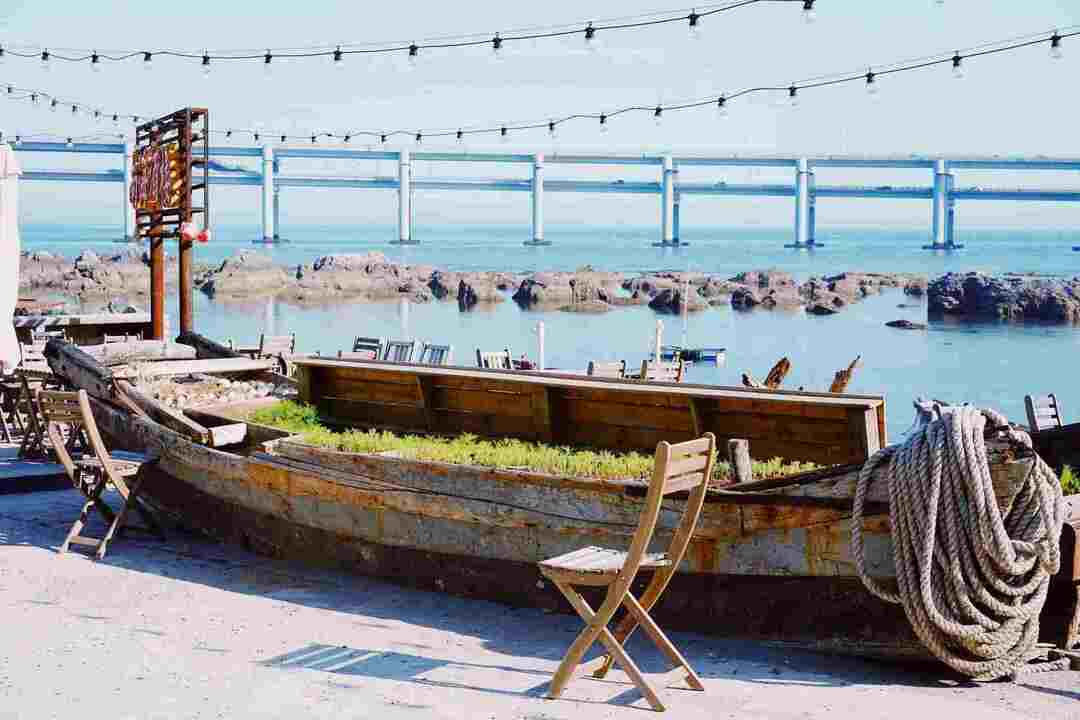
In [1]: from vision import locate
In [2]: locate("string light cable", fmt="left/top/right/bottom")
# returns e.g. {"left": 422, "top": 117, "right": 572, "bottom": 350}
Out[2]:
{"left": 0, "top": 0, "right": 811, "bottom": 70}
{"left": 1, "top": 24, "right": 1075, "bottom": 146}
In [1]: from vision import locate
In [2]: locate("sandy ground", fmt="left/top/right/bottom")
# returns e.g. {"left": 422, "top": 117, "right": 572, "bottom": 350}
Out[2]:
{"left": 0, "top": 487, "right": 1077, "bottom": 720}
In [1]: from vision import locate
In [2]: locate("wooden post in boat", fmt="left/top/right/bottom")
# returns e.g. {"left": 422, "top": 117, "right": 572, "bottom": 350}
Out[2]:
{"left": 829, "top": 356, "right": 862, "bottom": 394}
{"left": 726, "top": 438, "right": 753, "bottom": 485}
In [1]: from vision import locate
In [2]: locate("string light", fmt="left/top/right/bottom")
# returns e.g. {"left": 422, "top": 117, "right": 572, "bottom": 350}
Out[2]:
{"left": 40, "top": 49, "right": 50, "bottom": 70}
{"left": 0, "top": 45, "right": 5, "bottom": 64}
{"left": 689, "top": 11, "right": 703, "bottom": 41}
{"left": 788, "top": 84, "right": 799, "bottom": 107}
{"left": 264, "top": 50, "right": 273, "bottom": 75}
{"left": 333, "top": 46, "right": 344, "bottom": 69}
{"left": 716, "top": 95, "right": 728, "bottom": 119}
{"left": 407, "top": 43, "right": 419, "bottom": 68}
{"left": 91, "top": 51, "right": 101, "bottom": 72}
{"left": 225, "top": 129, "right": 233, "bottom": 140}
{"left": 951, "top": 52, "right": 964, "bottom": 79}
{"left": 653, "top": 105, "right": 663, "bottom": 127}
{"left": 548, "top": 120, "right": 557, "bottom": 139}
{"left": 500, "top": 126, "right": 508, "bottom": 142}
{"left": 143, "top": 51, "right": 152, "bottom": 71}
{"left": 1051, "top": 32, "right": 1064, "bottom": 60}
{"left": 584, "top": 22, "right": 598, "bottom": 53}
{"left": 30, "top": 92, "right": 38, "bottom": 106}
{"left": 0, "top": 1, "right": 808, "bottom": 72}
{"left": 5, "top": 26, "right": 1076, "bottom": 145}
{"left": 456, "top": 129, "right": 464, "bottom": 143}
{"left": 201, "top": 52, "right": 211, "bottom": 77}
{"left": 492, "top": 33, "right": 503, "bottom": 61}
{"left": 254, "top": 132, "right": 260, "bottom": 143}
{"left": 344, "top": 134, "right": 351, "bottom": 143}
{"left": 415, "top": 132, "right": 423, "bottom": 144}
{"left": 802, "top": 0, "right": 816, "bottom": 24}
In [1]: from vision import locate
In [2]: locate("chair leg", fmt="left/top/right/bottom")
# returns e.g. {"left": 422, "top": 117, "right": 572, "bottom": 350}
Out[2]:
{"left": 595, "top": 626, "right": 666, "bottom": 711}
{"left": 61, "top": 499, "right": 96, "bottom": 554}
{"left": 548, "top": 580, "right": 605, "bottom": 700}
{"left": 622, "top": 592, "right": 704, "bottom": 691}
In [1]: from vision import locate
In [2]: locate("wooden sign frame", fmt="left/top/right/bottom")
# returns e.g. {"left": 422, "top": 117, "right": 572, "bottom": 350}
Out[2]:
{"left": 132, "top": 107, "right": 209, "bottom": 339}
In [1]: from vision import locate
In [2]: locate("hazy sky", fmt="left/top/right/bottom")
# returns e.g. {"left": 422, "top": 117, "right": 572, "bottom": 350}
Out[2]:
{"left": 3, "top": 0, "right": 1080, "bottom": 230}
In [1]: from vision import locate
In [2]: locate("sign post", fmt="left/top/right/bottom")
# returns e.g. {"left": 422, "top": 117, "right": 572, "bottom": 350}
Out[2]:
{"left": 131, "top": 108, "right": 209, "bottom": 339}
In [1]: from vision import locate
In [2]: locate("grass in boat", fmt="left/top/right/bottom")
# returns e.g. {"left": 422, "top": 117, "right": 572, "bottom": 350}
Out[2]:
{"left": 246, "top": 400, "right": 819, "bottom": 484}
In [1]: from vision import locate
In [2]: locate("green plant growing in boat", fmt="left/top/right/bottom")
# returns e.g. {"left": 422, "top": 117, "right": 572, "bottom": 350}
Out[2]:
{"left": 248, "top": 400, "right": 818, "bottom": 483}
{"left": 1061, "top": 465, "right": 1079, "bottom": 495}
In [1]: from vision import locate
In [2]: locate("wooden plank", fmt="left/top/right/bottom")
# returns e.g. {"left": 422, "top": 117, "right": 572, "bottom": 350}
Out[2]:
{"left": 563, "top": 399, "right": 693, "bottom": 433}
{"left": 688, "top": 397, "right": 704, "bottom": 436}
{"left": 322, "top": 374, "right": 424, "bottom": 405}
{"left": 416, "top": 376, "right": 435, "bottom": 432}
{"left": 115, "top": 379, "right": 211, "bottom": 445}
{"left": 846, "top": 407, "right": 881, "bottom": 459}
{"left": 207, "top": 423, "right": 248, "bottom": 448}
{"left": 531, "top": 387, "right": 553, "bottom": 444}
{"left": 698, "top": 410, "right": 850, "bottom": 446}
{"left": 133, "top": 358, "right": 274, "bottom": 378}
{"left": 726, "top": 439, "right": 753, "bottom": 485}
{"left": 83, "top": 341, "right": 196, "bottom": 366}
{"left": 429, "top": 387, "right": 532, "bottom": 418}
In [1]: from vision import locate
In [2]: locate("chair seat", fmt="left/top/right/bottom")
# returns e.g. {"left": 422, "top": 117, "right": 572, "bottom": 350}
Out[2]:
{"left": 540, "top": 546, "right": 670, "bottom": 584}
{"left": 76, "top": 454, "right": 148, "bottom": 477}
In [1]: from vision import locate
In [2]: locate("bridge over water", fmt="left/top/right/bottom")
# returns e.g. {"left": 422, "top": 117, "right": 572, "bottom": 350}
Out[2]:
{"left": 13, "top": 142, "right": 1080, "bottom": 250}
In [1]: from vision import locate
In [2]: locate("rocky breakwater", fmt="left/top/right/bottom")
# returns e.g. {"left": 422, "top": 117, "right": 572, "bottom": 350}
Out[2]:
{"left": 430, "top": 270, "right": 521, "bottom": 310}
{"left": 19, "top": 249, "right": 178, "bottom": 299}
{"left": 513, "top": 269, "right": 626, "bottom": 313}
{"left": 928, "top": 272, "right": 1080, "bottom": 322}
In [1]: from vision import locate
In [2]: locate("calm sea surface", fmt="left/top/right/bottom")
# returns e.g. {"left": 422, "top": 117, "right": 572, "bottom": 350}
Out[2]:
{"left": 21, "top": 222, "right": 1080, "bottom": 440}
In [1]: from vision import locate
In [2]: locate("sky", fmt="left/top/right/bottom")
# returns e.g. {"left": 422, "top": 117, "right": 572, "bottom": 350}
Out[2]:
{"left": 2, "top": 0, "right": 1080, "bottom": 230}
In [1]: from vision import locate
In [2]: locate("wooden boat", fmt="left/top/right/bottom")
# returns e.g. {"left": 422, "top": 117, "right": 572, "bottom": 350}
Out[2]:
{"left": 44, "top": 337, "right": 1080, "bottom": 663}
{"left": 658, "top": 345, "right": 725, "bottom": 364}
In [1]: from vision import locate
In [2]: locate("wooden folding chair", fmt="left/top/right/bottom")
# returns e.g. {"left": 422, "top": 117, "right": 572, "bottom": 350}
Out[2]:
{"left": 1025, "top": 393, "right": 1063, "bottom": 432}
{"left": 382, "top": 339, "right": 417, "bottom": 363}
{"left": 353, "top": 336, "right": 385, "bottom": 357}
{"left": 587, "top": 360, "right": 627, "bottom": 379}
{"left": 16, "top": 374, "right": 48, "bottom": 458}
{"left": 539, "top": 434, "right": 716, "bottom": 711}
{"left": 639, "top": 359, "right": 685, "bottom": 383}
{"left": 338, "top": 350, "right": 377, "bottom": 362}
{"left": 38, "top": 389, "right": 163, "bottom": 560}
{"left": 418, "top": 342, "right": 453, "bottom": 366}
{"left": 477, "top": 348, "right": 513, "bottom": 370}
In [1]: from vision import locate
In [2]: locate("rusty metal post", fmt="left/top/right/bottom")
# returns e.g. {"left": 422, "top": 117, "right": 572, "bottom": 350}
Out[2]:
{"left": 150, "top": 238, "right": 165, "bottom": 340}
{"left": 178, "top": 239, "right": 192, "bottom": 335}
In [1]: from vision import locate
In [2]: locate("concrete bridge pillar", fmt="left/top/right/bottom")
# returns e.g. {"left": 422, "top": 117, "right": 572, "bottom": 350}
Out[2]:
{"left": 260, "top": 145, "right": 274, "bottom": 243}
{"left": 122, "top": 141, "right": 135, "bottom": 242}
{"left": 786, "top": 158, "right": 818, "bottom": 248}
{"left": 394, "top": 150, "right": 416, "bottom": 245}
{"left": 525, "top": 153, "right": 551, "bottom": 246}
{"left": 926, "top": 159, "right": 963, "bottom": 250}
{"left": 660, "top": 155, "right": 675, "bottom": 246}
{"left": 272, "top": 158, "right": 281, "bottom": 241}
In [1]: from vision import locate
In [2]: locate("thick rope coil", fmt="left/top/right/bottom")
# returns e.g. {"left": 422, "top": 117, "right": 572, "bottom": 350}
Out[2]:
{"left": 851, "top": 404, "right": 1065, "bottom": 681}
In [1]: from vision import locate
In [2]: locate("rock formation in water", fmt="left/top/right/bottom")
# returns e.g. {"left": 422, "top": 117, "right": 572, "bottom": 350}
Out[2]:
{"left": 928, "top": 272, "right": 1080, "bottom": 322}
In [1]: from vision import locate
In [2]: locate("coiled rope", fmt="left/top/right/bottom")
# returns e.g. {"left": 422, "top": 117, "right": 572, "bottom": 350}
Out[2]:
{"left": 851, "top": 404, "right": 1065, "bottom": 680}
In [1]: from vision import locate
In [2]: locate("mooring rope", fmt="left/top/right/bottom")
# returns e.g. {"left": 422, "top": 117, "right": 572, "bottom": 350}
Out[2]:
{"left": 851, "top": 404, "right": 1066, "bottom": 681}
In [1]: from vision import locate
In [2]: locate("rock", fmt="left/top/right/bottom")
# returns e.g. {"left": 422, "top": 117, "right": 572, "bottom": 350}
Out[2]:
{"left": 697, "top": 277, "right": 740, "bottom": 299}
{"left": 731, "top": 287, "right": 761, "bottom": 309}
{"left": 647, "top": 288, "right": 706, "bottom": 314}
{"left": 806, "top": 302, "right": 838, "bottom": 316}
{"left": 927, "top": 272, "right": 1080, "bottom": 322}
{"left": 729, "top": 269, "right": 796, "bottom": 290}
{"left": 513, "top": 271, "right": 623, "bottom": 309}
{"left": 430, "top": 271, "right": 503, "bottom": 307}
{"left": 200, "top": 252, "right": 290, "bottom": 298}
{"left": 558, "top": 300, "right": 612, "bottom": 313}
{"left": 759, "top": 287, "right": 804, "bottom": 310}
{"left": 904, "top": 277, "right": 928, "bottom": 296}
{"left": 886, "top": 319, "right": 928, "bottom": 330}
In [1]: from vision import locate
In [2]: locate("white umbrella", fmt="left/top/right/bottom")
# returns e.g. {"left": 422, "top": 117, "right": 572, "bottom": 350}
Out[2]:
{"left": 0, "top": 144, "right": 21, "bottom": 374}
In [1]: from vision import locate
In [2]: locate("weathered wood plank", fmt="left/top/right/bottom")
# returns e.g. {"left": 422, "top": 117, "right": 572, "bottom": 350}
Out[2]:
{"left": 115, "top": 379, "right": 212, "bottom": 445}
{"left": 176, "top": 331, "right": 242, "bottom": 359}
{"left": 726, "top": 439, "right": 753, "bottom": 486}
{"left": 80, "top": 341, "right": 196, "bottom": 365}
{"left": 130, "top": 358, "right": 275, "bottom": 378}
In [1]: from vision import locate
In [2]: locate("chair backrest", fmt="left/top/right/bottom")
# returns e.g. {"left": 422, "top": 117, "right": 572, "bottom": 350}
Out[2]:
{"left": 36, "top": 389, "right": 114, "bottom": 482}
{"left": 639, "top": 359, "right": 685, "bottom": 383}
{"left": 418, "top": 343, "right": 453, "bottom": 366}
{"left": 1025, "top": 393, "right": 1063, "bottom": 432}
{"left": 19, "top": 341, "right": 47, "bottom": 366}
{"left": 353, "top": 336, "right": 385, "bottom": 356}
{"left": 338, "top": 350, "right": 377, "bottom": 362}
{"left": 596, "top": 434, "right": 717, "bottom": 618}
{"left": 587, "top": 360, "right": 626, "bottom": 379}
{"left": 382, "top": 339, "right": 417, "bottom": 363}
{"left": 259, "top": 334, "right": 296, "bottom": 356}
{"left": 477, "top": 348, "right": 513, "bottom": 370}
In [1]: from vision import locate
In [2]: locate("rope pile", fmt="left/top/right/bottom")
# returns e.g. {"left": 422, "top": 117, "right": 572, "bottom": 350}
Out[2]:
{"left": 851, "top": 404, "right": 1065, "bottom": 680}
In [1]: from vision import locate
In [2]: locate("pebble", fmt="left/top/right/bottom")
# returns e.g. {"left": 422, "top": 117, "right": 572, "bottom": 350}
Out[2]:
{"left": 142, "top": 376, "right": 292, "bottom": 410}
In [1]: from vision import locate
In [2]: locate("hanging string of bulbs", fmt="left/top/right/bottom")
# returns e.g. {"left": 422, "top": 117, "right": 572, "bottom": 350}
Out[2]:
{"left": 1, "top": 24, "right": 1074, "bottom": 148}
{"left": 0, "top": 0, "right": 814, "bottom": 75}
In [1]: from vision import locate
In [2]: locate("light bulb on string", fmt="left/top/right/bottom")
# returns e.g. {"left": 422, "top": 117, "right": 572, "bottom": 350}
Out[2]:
{"left": 225, "top": 130, "right": 233, "bottom": 141}
{"left": 94, "top": 109, "right": 102, "bottom": 124}
{"left": 14, "top": 135, "right": 21, "bottom": 147}
{"left": 71, "top": 104, "right": 79, "bottom": 116}
{"left": 264, "top": 51, "right": 273, "bottom": 75}
{"left": 951, "top": 52, "right": 964, "bottom": 79}
{"left": 584, "top": 22, "right": 598, "bottom": 54}
{"left": 802, "top": 0, "right": 816, "bottom": 24}
{"left": 40, "top": 49, "right": 50, "bottom": 71}
{"left": 865, "top": 69, "right": 878, "bottom": 97}
{"left": 344, "top": 134, "right": 351, "bottom": 143}
{"left": 716, "top": 95, "right": 728, "bottom": 120}
{"left": 548, "top": 121, "right": 557, "bottom": 140}
{"left": 143, "top": 52, "right": 153, "bottom": 71}
{"left": 30, "top": 93, "right": 39, "bottom": 107}
{"left": 381, "top": 134, "right": 388, "bottom": 144}
{"left": 112, "top": 113, "right": 119, "bottom": 126}
{"left": 653, "top": 106, "right": 663, "bottom": 128}
{"left": 492, "top": 33, "right": 503, "bottom": 62}
{"left": 3, "top": 84, "right": 10, "bottom": 99}
{"left": 788, "top": 85, "right": 800, "bottom": 108}
{"left": 599, "top": 114, "right": 608, "bottom": 134}
{"left": 254, "top": 132, "right": 260, "bottom": 143}
{"left": 334, "top": 46, "right": 344, "bottom": 70}
{"left": 415, "top": 132, "right": 423, "bottom": 145}
{"left": 0, "top": 45, "right": 5, "bottom": 65}
{"left": 407, "top": 43, "right": 419, "bottom": 69}
{"left": 456, "top": 129, "right": 464, "bottom": 144}
{"left": 65, "top": 137, "right": 73, "bottom": 149}
{"left": 50, "top": 99, "right": 58, "bottom": 112}
{"left": 280, "top": 134, "right": 287, "bottom": 143}
{"left": 1051, "top": 33, "right": 1064, "bottom": 60}
{"left": 500, "top": 126, "right": 508, "bottom": 143}
{"left": 201, "top": 52, "right": 211, "bottom": 77}
{"left": 311, "top": 134, "right": 317, "bottom": 144}
{"left": 91, "top": 51, "right": 101, "bottom": 73}
{"left": 689, "top": 11, "right": 703, "bottom": 41}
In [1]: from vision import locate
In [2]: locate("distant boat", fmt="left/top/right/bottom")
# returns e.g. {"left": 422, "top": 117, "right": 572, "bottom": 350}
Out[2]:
{"left": 657, "top": 345, "right": 726, "bottom": 365}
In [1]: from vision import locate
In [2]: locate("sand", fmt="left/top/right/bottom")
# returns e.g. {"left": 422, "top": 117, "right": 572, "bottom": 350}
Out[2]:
{"left": 0, "top": 487, "right": 1076, "bottom": 719}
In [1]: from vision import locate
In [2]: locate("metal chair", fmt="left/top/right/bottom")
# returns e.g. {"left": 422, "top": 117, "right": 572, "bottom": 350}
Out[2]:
{"left": 587, "top": 360, "right": 627, "bottom": 379}
{"left": 353, "top": 336, "right": 385, "bottom": 357}
{"left": 1025, "top": 394, "right": 1064, "bottom": 432}
{"left": 38, "top": 389, "right": 163, "bottom": 560}
{"left": 638, "top": 359, "right": 685, "bottom": 383}
{"left": 418, "top": 343, "right": 453, "bottom": 366}
{"left": 538, "top": 434, "right": 716, "bottom": 711}
{"left": 477, "top": 348, "right": 513, "bottom": 370}
{"left": 382, "top": 340, "right": 417, "bottom": 363}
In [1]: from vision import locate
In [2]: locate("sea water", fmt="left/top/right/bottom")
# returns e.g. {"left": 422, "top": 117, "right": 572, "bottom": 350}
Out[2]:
{"left": 20, "top": 222, "right": 1080, "bottom": 438}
